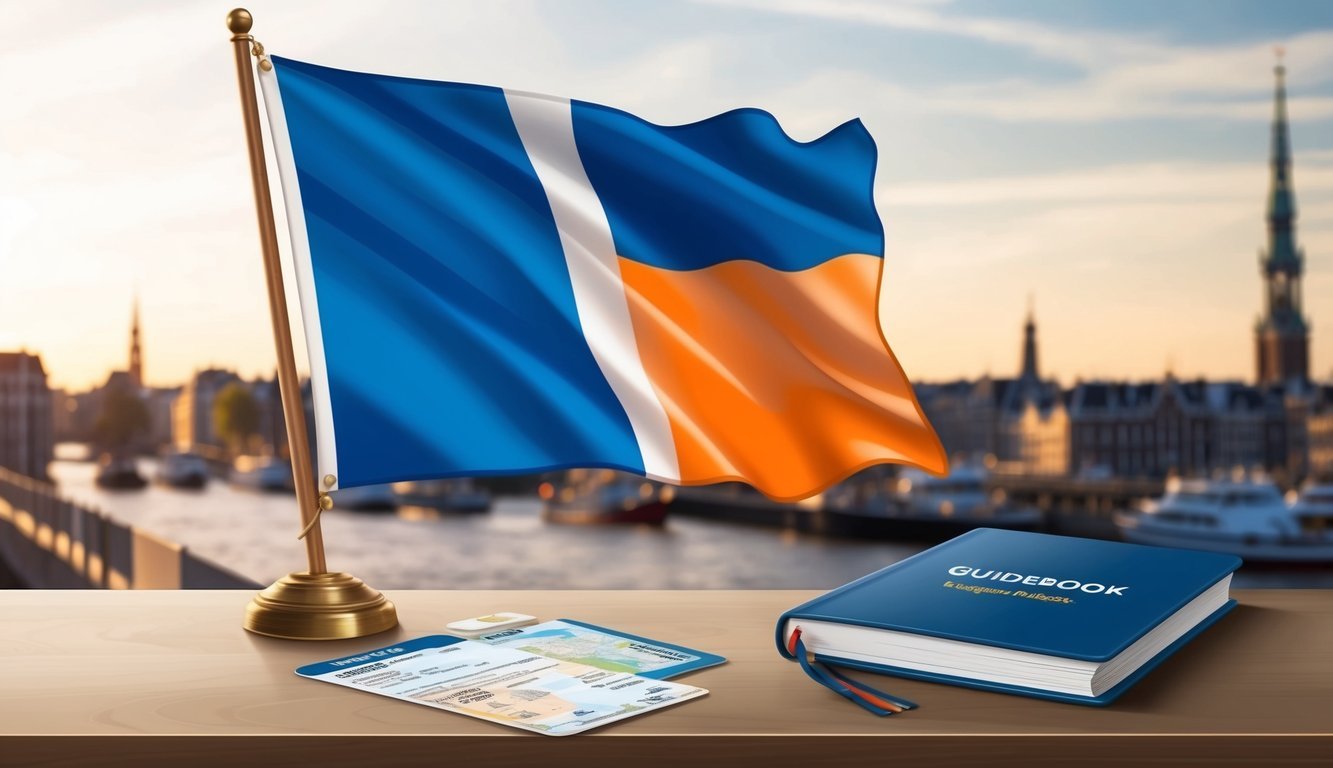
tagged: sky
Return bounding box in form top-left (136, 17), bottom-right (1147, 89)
top-left (3, 0), bottom-right (1332, 391)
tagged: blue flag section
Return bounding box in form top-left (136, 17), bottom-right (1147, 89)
top-left (570, 102), bottom-right (884, 271)
top-left (267, 58), bottom-right (644, 486)
top-left (261, 56), bottom-right (946, 497)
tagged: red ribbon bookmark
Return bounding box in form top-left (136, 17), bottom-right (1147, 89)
top-left (786, 627), bottom-right (918, 717)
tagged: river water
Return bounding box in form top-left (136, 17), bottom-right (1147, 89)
top-left (49, 457), bottom-right (928, 589)
top-left (48, 456), bottom-right (1332, 589)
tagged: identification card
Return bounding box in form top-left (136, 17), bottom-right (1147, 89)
top-left (296, 635), bottom-right (707, 736)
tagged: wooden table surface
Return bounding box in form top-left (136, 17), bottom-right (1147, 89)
top-left (0, 589), bottom-right (1329, 767)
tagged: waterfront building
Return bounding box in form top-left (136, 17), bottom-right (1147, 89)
top-left (52, 388), bottom-right (102, 444)
top-left (1068, 380), bottom-right (1195, 479)
top-left (1067, 378), bottom-right (1281, 480)
top-left (143, 386), bottom-right (181, 448)
top-left (998, 307), bottom-right (1069, 475)
top-left (914, 379), bottom-right (993, 463)
top-left (251, 374), bottom-right (289, 458)
top-left (1309, 389), bottom-right (1333, 482)
top-left (51, 389), bottom-right (76, 442)
top-left (171, 368), bottom-right (242, 450)
top-left (0, 352), bottom-right (55, 480)
top-left (1211, 382), bottom-right (1282, 474)
top-left (917, 306), bottom-right (1068, 475)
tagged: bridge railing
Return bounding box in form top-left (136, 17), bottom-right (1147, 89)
top-left (0, 467), bottom-right (257, 590)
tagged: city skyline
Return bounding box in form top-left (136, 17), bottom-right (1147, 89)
top-left (4, 1), bottom-right (1333, 391)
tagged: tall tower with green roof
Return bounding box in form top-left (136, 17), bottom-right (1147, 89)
top-left (1255, 52), bottom-right (1309, 386)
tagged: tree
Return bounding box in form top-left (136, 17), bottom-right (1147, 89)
top-left (213, 383), bottom-right (261, 455)
top-left (94, 385), bottom-right (150, 451)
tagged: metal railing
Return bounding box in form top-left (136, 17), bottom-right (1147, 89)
top-left (0, 467), bottom-right (257, 589)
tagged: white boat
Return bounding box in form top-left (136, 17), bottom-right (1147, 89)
top-left (230, 455), bottom-right (294, 493)
top-left (1114, 478), bottom-right (1333, 562)
top-left (818, 465), bottom-right (1043, 539)
top-left (896, 466), bottom-right (1043, 528)
top-left (154, 451), bottom-right (210, 489)
top-left (391, 478), bottom-right (492, 512)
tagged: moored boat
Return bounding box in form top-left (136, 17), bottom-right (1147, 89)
top-left (540, 469), bottom-right (670, 525)
top-left (821, 465), bottom-right (1043, 540)
top-left (154, 450), bottom-right (210, 489)
top-left (1114, 478), bottom-right (1333, 562)
top-left (391, 478), bottom-right (492, 512)
top-left (230, 455), bottom-right (294, 493)
top-left (94, 453), bottom-right (147, 490)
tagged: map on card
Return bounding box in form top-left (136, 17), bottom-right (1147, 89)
top-left (477, 619), bottom-right (727, 679)
top-left (296, 635), bottom-right (707, 736)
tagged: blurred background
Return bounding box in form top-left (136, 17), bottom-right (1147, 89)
top-left (2, 0), bottom-right (1332, 591)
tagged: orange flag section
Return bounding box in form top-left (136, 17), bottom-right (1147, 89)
top-left (619, 253), bottom-right (947, 501)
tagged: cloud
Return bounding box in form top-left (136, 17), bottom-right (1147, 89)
top-left (699, 0), bottom-right (1333, 123)
top-left (926, 30), bottom-right (1333, 123)
top-left (881, 154), bottom-right (1333, 208)
top-left (702, 0), bottom-right (1160, 67)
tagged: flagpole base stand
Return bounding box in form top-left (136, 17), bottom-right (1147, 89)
top-left (244, 571), bottom-right (398, 640)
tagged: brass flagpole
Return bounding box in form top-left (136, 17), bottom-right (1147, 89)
top-left (227, 8), bottom-right (397, 640)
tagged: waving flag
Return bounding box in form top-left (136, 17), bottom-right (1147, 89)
top-left (258, 56), bottom-right (945, 501)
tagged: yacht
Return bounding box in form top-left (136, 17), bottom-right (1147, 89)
top-left (154, 451), bottom-right (210, 489)
top-left (1115, 478), bottom-right (1333, 562)
top-left (94, 453), bottom-right (146, 490)
top-left (823, 466), bottom-right (1043, 540)
top-left (230, 455), bottom-right (294, 493)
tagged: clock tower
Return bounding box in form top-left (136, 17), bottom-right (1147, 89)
top-left (1255, 53), bottom-right (1310, 386)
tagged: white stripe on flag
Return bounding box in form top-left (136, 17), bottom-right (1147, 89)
top-left (258, 65), bottom-right (340, 491)
top-left (505, 91), bottom-right (681, 483)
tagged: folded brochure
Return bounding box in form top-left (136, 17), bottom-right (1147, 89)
top-left (476, 618), bottom-right (727, 679)
top-left (296, 634), bottom-right (708, 736)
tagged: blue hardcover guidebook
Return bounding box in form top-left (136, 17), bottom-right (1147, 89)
top-left (776, 528), bottom-right (1241, 705)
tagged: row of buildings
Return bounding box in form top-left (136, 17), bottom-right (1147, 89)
top-left (917, 308), bottom-right (1333, 485)
top-left (0, 300), bottom-right (289, 481)
top-left (51, 354), bottom-right (289, 463)
top-left (919, 60), bottom-right (1331, 487)
top-left (167, 368), bottom-right (286, 455)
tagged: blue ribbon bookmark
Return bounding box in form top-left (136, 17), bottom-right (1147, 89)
top-left (787, 627), bottom-right (918, 716)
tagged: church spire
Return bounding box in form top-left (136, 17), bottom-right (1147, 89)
top-left (129, 295), bottom-right (143, 389)
top-left (1255, 49), bottom-right (1310, 386)
top-left (1266, 48), bottom-right (1297, 254)
top-left (1020, 296), bottom-right (1038, 382)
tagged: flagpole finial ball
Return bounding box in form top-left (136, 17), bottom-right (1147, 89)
top-left (226, 8), bottom-right (253, 34)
